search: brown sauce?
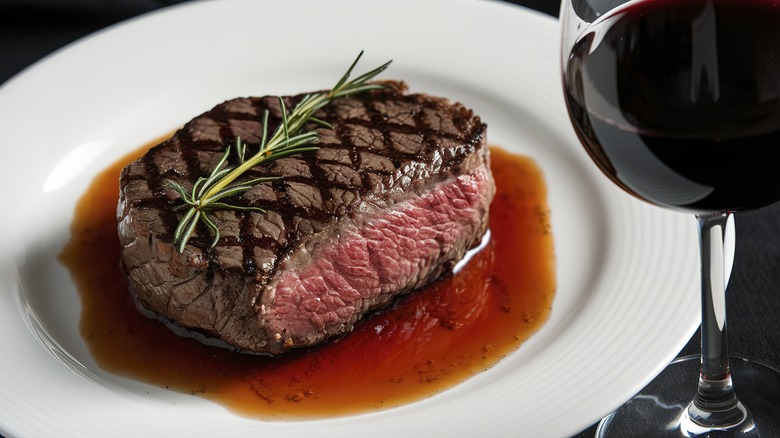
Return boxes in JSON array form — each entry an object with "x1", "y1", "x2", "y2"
[{"x1": 59, "y1": 142, "x2": 556, "y2": 420}]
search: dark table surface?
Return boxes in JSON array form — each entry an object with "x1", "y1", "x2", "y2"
[{"x1": 2, "y1": 1, "x2": 778, "y2": 436}]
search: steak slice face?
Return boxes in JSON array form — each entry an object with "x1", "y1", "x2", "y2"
[{"x1": 117, "y1": 81, "x2": 495, "y2": 355}]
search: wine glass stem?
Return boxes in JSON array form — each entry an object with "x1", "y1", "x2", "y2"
[{"x1": 689, "y1": 212, "x2": 747, "y2": 428}]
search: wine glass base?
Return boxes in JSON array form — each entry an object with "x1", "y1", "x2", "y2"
[{"x1": 596, "y1": 355, "x2": 780, "y2": 437}]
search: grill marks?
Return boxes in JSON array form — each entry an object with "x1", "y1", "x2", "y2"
[{"x1": 129, "y1": 84, "x2": 476, "y2": 275}]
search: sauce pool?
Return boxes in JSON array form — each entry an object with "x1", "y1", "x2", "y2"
[{"x1": 59, "y1": 142, "x2": 556, "y2": 420}]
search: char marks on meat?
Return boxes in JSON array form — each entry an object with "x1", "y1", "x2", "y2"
[{"x1": 117, "y1": 81, "x2": 495, "y2": 355}]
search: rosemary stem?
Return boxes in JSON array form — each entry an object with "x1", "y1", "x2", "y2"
[
  {"x1": 198, "y1": 93, "x2": 333, "y2": 203},
  {"x1": 200, "y1": 153, "x2": 274, "y2": 204}
]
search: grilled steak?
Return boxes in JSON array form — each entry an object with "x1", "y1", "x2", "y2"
[{"x1": 117, "y1": 81, "x2": 495, "y2": 355}]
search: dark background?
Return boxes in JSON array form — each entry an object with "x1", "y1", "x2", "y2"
[{"x1": 2, "y1": 1, "x2": 778, "y2": 437}]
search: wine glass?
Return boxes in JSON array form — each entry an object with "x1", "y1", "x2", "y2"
[{"x1": 560, "y1": 0, "x2": 780, "y2": 436}]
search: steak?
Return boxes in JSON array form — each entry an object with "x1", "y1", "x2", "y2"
[{"x1": 117, "y1": 81, "x2": 495, "y2": 355}]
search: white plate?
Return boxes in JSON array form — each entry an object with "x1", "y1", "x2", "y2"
[{"x1": 0, "y1": 0, "x2": 701, "y2": 436}]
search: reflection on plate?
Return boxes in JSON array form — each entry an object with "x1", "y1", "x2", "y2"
[{"x1": 0, "y1": 0, "x2": 700, "y2": 436}]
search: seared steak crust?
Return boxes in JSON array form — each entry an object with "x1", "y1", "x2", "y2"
[{"x1": 118, "y1": 81, "x2": 494, "y2": 354}]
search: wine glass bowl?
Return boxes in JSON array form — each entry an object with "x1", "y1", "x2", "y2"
[
  {"x1": 560, "y1": 0, "x2": 780, "y2": 435},
  {"x1": 563, "y1": 0, "x2": 780, "y2": 214}
]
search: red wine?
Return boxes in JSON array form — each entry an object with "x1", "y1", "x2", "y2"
[{"x1": 564, "y1": 0, "x2": 780, "y2": 212}]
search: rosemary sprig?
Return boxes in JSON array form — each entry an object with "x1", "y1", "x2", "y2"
[{"x1": 168, "y1": 52, "x2": 391, "y2": 253}]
